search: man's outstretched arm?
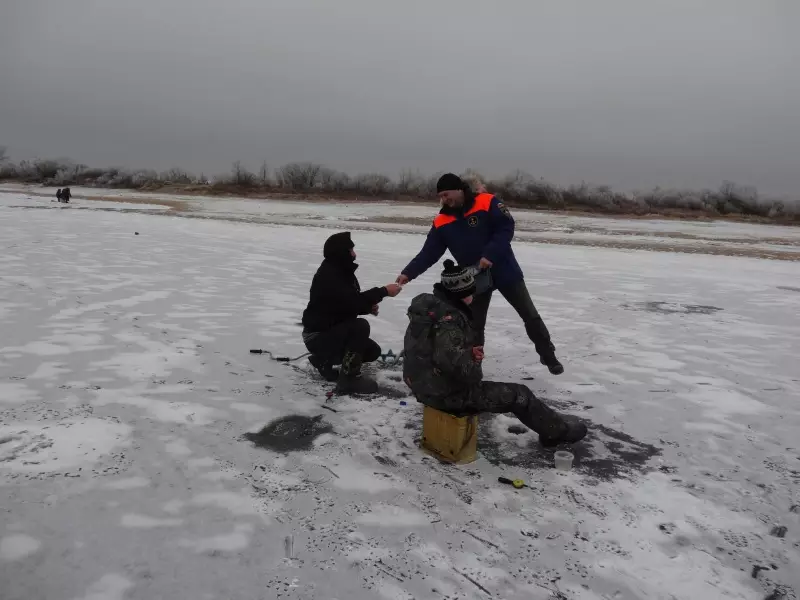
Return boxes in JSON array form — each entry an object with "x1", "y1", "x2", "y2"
[{"x1": 399, "y1": 225, "x2": 447, "y2": 283}]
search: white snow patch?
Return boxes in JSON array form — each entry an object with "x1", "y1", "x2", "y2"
[
  {"x1": 0, "y1": 534, "x2": 42, "y2": 561},
  {"x1": 0, "y1": 382, "x2": 41, "y2": 405},
  {"x1": 120, "y1": 514, "x2": 183, "y2": 528},
  {"x1": 164, "y1": 438, "x2": 192, "y2": 457},
  {"x1": 92, "y1": 388, "x2": 219, "y2": 425},
  {"x1": 356, "y1": 504, "x2": 429, "y2": 527},
  {"x1": 187, "y1": 457, "x2": 216, "y2": 469},
  {"x1": 72, "y1": 574, "x2": 133, "y2": 600},
  {"x1": 0, "y1": 419, "x2": 130, "y2": 472},
  {"x1": 679, "y1": 387, "x2": 770, "y2": 418},
  {"x1": 326, "y1": 459, "x2": 404, "y2": 494},
  {"x1": 190, "y1": 491, "x2": 260, "y2": 516},
  {"x1": 200, "y1": 470, "x2": 239, "y2": 482},
  {"x1": 27, "y1": 361, "x2": 72, "y2": 380},
  {"x1": 229, "y1": 401, "x2": 272, "y2": 415},
  {"x1": 162, "y1": 500, "x2": 185, "y2": 515},
  {"x1": 104, "y1": 476, "x2": 150, "y2": 490},
  {"x1": 54, "y1": 290, "x2": 172, "y2": 319},
  {"x1": 2, "y1": 341, "x2": 69, "y2": 356},
  {"x1": 178, "y1": 524, "x2": 253, "y2": 553}
]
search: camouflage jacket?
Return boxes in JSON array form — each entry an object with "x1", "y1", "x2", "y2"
[{"x1": 402, "y1": 286, "x2": 483, "y2": 410}]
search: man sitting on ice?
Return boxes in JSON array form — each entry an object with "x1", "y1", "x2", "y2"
[
  {"x1": 402, "y1": 259, "x2": 587, "y2": 446},
  {"x1": 301, "y1": 232, "x2": 403, "y2": 395}
]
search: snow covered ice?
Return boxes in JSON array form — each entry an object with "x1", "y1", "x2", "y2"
[{"x1": 1, "y1": 191, "x2": 799, "y2": 600}]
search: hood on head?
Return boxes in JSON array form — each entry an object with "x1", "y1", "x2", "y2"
[{"x1": 323, "y1": 231, "x2": 355, "y2": 262}]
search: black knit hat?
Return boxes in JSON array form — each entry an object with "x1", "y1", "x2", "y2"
[
  {"x1": 436, "y1": 173, "x2": 466, "y2": 194},
  {"x1": 440, "y1": 259, "x2": 476, "y2": 298},
  {"x1": 323, "y1": 231, "x2": 355, "y2": 261}
]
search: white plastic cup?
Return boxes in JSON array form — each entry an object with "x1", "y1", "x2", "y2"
[{"x1": 554, "y1": 451, "x2": 574, "y2": 472}]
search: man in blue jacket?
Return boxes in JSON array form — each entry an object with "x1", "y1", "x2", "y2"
[{"x1": 396, "y1": 173, "x2": 564, "y2": 375}]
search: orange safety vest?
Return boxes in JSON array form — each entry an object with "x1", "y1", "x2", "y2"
[{"x1": 432, "y1": 193, "x2": 494, "y2": 229}]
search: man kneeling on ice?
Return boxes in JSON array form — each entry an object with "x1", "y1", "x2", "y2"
[
  {"x1": 403, "y1": 260, "x2": 587, "y2": 446},
  {"x1": 302, "y1": 232, "x2": 403, "y2": 395}
]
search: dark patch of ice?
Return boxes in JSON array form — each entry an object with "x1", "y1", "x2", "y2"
[
  {"x1": 243, "y1": 414, "x2": 333, "y2": 452},
  {"x1": 479, "y1": 417, "x2": 661, "y2": 481},
  {"x1": 621, "y1": 301, "x2": 724, "y2": 315}
]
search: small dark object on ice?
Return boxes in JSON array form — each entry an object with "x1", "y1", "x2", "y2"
[
  {"x1": 135, "y1": 232, "x2": 139, "y2": 235},
  {"x1": 770, "y1": 525, "x2": 788, "y2": 538},
  {"x1": 507, "y1": 424, "x2": 527, "y2": 435},
  {"x1": 790, "y1": 504, "x2": 799, "y2": 514},
  {"x1": 658, "y1": 523, "x2": 676, "y2": 534},
  {"x1": 498, "y1": 476, "x2": 528, "y2": 489},
  {"x1": 249, "y1": 349, "x2": 310, "y2": 362},
  {"x1": 752, "y1": 565, "x2": 770, "y2": 579}
]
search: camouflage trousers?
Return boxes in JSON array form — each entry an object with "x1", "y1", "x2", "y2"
[{"x1": 440, "y1": 381, "x2": 566, "y2": 440}]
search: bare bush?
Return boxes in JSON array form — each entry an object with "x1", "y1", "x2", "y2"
[
  {"x1": 0, "y1": 164, "x2": 18, "y2": 180},
  {"x1": 210, "y1": 173, "x2": 232, "y2": 187},
  {"x1": 318, "y1": 168, "x2": 350, "y2": 193},
  {"x1": 275, "y1": 162, "x2": 323, "y2": 190},
  {"x1": 424, "y1": 172, "x2": 445, "y2": 196},
  {"x1": 0, "y1": 148, "x2": 795, "y2": 221},
  {"x1": 352, "y1": 173, "x2": 393, "y2": 196},
  {"x1": 396, "y1": 169, "x2": 427, "y2": 196},
  {"x1": 230, "y1": 161, "x2": 256, "y2": 187},
  {"x1": 257, "y1": 161, "x2": 270, "y2": 186},
  {"x1": 160, "y1": 168, "x2": 193, "y2": 185},
  {"x1": 131, "y1": 169, "x2": 159, "y2": 187}
]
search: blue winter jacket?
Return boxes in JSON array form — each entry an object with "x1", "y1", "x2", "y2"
[{"x1": 401, "y1": 193, "x2": 524, "y2": 289}]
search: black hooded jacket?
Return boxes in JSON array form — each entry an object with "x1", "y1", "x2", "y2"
[{"x1": 301, "y1": 232, "x2": 388, "y2": 333}]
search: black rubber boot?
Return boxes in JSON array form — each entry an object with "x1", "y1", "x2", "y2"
[
  {"x1": 308, "y1": 355, "x2": 339, "y2": 382},
  {"x1": 540, "y1": 356, "x2": 564, "y2": 375},
  {"x1": 335, "y1": 351, "x2": 378, "y2": 395},
  {"x1": 539, "y1": 416, "x2": 587, "y2": 447}
]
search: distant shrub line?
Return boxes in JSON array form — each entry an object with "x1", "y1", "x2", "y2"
[{"x1": 0, "y1": 150, "x2": 796, "y2": 221}]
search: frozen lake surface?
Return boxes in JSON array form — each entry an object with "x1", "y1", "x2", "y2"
[{"x1": 1, "y1": 190, "x2": 799, "y2": 599}]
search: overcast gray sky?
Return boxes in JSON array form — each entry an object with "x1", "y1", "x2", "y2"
[{"x1": 1, "y1": 0, "x2": 798, "y2": 194}]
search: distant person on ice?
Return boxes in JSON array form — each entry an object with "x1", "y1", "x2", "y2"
[
  {"x1": 396, "y1": 173, "x2": 564, "y2": 375},
  {"x1": 56, "y1": 189, "x2": 63, "y2": 202},
  {"x1": 61, "y1": 187, "x2": 71, "y2": 203},
  {"x1": 302, "y1": 231, "x2": 403, "y2": 395},
  {"x1": 403, "y1": 260, "x2": 587, "y2": 446}
]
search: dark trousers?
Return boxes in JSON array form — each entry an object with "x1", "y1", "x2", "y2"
[
  {"x1": 470, "y1": 279, "x2": 556, "y2": 360},
  {"x1": 303, "y1": 318, "x2": 381, "y2": 366},
  {"x1": 443, "y1": 381, "x2": 566, "y2": 439}
]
